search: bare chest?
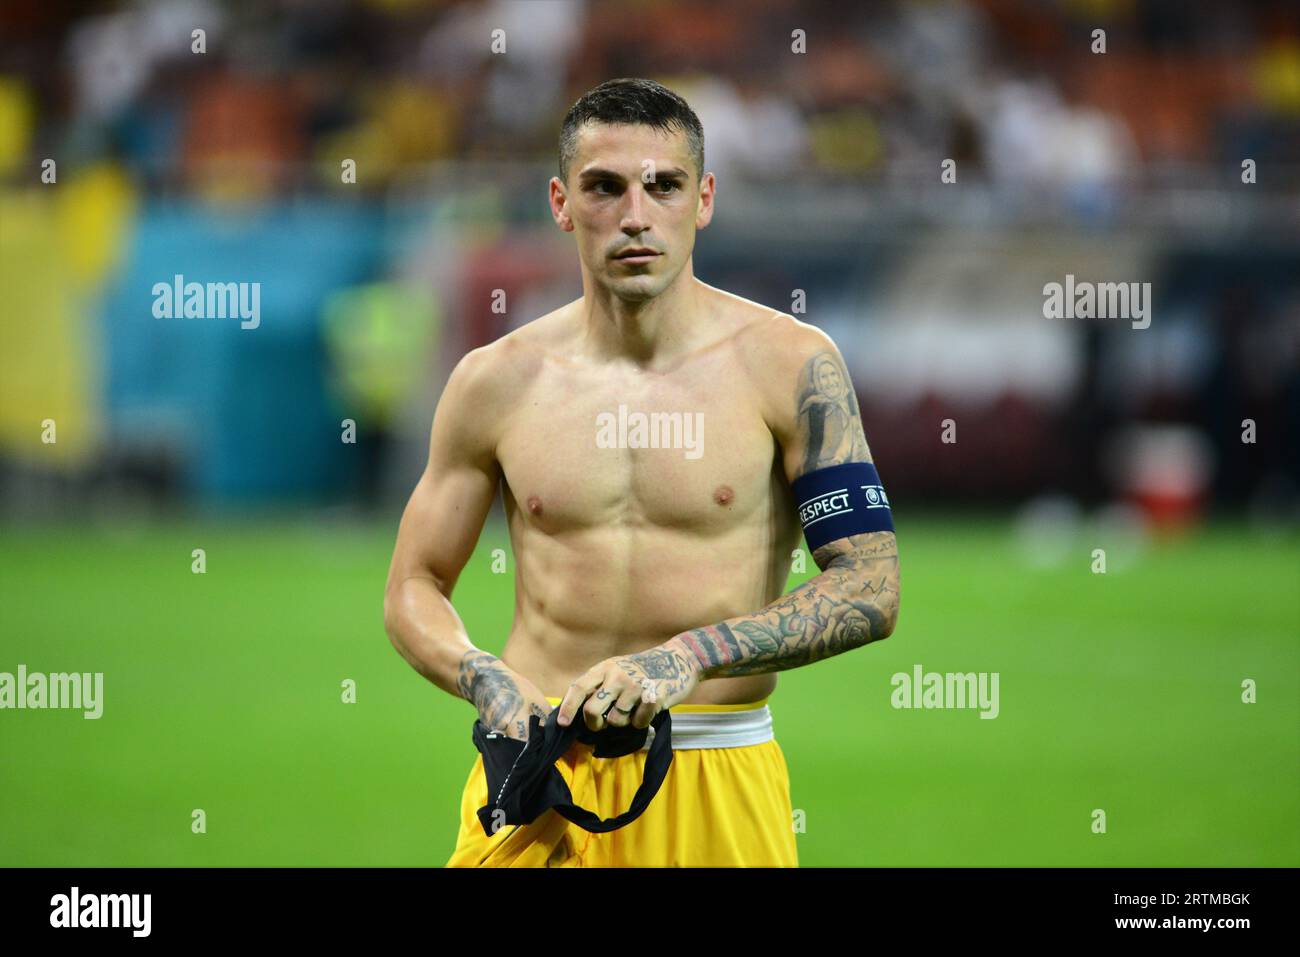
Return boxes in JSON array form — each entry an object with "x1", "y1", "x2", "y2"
[{"x1": 497, "y1": 352, "x2": 778, "y2": 533}]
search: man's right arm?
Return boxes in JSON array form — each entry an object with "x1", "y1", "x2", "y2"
[{"x1": 382, "y1": 346, "x2": 550, "y2": 740}]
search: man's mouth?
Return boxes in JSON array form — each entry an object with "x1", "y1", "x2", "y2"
[{"x1": 613, "y1": 248, "x2": 661, "y2": 263}]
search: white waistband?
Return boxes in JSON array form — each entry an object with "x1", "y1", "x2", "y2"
[{"x1": 640, "y1": 705, "x2": 774, "y2": 751}]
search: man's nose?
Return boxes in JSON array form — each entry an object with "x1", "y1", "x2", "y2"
[{"x1": 620, "y1": 187, "x2": 648, "y2": 233}]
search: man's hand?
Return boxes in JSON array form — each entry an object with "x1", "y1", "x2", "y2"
[
  {"x1": 557, "y1": 644, "x2": 702, "y2": 732},
  {"x1": 457, "y1": 650, "x2": 553, "y2": 742}
]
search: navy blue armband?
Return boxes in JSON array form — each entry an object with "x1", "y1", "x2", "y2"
[{"x1": 791, "y1": 461, "x2": 894, "y2": 553}]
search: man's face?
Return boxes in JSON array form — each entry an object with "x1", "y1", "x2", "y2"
[
  {"x1": 815, "y1": 358, "x2": 845, "y2": 400},
  {"x1": 550, "y1": 121, "x2": 714, "y2": 302}
]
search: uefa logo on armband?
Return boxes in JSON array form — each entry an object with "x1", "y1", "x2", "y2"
[{"x1": 862, "y1": 485, "x2": 890, "y2": 509}]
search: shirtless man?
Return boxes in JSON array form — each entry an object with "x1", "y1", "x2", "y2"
[{"x1": 383, "y1": 78, "x2": 901, "y2": 867}]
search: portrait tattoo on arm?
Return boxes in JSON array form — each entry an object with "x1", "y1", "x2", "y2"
[{"x1": 797, "y1": 350, "x2": 872, "y2": 472}]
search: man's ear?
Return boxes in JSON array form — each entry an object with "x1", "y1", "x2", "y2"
[
  {"x1": 549, "y1": 177, "x2": 574, "y2": 232},
  {"x1": 695, "y1": 171, "x2": 716, "y2": 230}
]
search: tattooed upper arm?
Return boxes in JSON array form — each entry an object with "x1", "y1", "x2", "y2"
[
  {"x1": 790, "y1": 345, "x2": 874, "y2": 477},
  {"x1": 667, "y1": 318, "x2": 900, "y2": 672},
  {"x1": 760, "y1": 318, "x2": 874, "y2": 484},
  {"x1": 768, "y1": 321, "x2": 898, "y2": 582}
]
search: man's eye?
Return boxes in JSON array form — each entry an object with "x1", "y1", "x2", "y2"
[{"x1": 652, "y1": 180, "x2": 679, "y2": 193}]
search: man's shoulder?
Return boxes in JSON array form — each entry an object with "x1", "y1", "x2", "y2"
[
  {"x1": 450, "y1": 304, "x2": 576, "y2": 405},
  {"x1": 745, "y1": 311, "x2": 836, "y2": 357},
  {"x1": 727, "y1": 301, "x2": 842, "y2": 407}
]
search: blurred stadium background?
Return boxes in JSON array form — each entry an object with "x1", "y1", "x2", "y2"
[{"x1": 0, "y1": 0, "x2": 1296, "y2": 866}]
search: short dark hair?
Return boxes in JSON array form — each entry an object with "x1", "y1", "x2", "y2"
[{"x1": 558, "y1": 77, "x2": 705, "y2": 185}]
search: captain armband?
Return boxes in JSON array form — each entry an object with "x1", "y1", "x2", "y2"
[{"x1": 791, "y1": 461, "x2": 894, "y2": 553}]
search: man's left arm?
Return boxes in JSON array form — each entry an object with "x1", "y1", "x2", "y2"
[
  {"x1": 671, "y1": 530, "x2": 898, "y2": 678},
  {"x1": 558, "y1": 321, "x2": 900, "y2": 731},
  {"x1": 673, "y1": 323, "x2": 899, "y2": 676}
]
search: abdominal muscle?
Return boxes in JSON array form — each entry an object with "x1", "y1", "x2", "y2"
[{"x1": 497, "y1": 521, "x2": 784, "y2": 706}]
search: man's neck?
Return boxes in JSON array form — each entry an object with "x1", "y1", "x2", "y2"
[{"x1": 579, "y1": 270, "x2": 706, "y2": 368}]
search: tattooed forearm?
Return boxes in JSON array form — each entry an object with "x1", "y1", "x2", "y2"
[
  {"x1": 670, "y1": 532, "x2": 900, "y2": 678},
  {"x1": 456, "y1": 650, "x2": 546, "y2": 736}
]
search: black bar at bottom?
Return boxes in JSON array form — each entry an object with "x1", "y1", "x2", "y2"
[{"x1": 0, "y1": 867, "x2": 1283, "y2": 942}]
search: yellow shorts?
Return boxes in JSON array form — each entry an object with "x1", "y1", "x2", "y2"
[{"x1": 445, "y1": 696, "x2": 798, "y2": 867}]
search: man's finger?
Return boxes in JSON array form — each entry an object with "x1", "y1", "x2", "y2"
[
  {"x1": 584, "y1": 684, "x2": 618, "y2": 732},
  {"x1": 605, "y1": 685, "x2": 644, "y2": 728},
  {"x1": 557, "y1": 671, "x2": 601, "y2": 727},
  {"x1": 629, "y1": 690, "x2": 658, "y2": 730}
]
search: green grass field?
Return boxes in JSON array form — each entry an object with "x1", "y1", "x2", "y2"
[{"x1": 1, "y1": 511, "x2": 1296, "y2": 866}]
